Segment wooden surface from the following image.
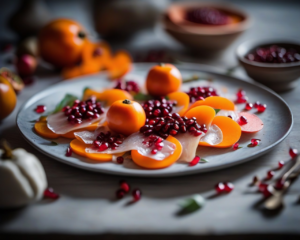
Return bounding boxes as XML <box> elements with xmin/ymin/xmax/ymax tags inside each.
<box><xmin>0</xmin><ymin>0</ymin><xmax>300</xmax><ymax>238</ymax></box>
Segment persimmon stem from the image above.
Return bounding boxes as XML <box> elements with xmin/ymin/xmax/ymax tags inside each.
<box><xmin>122</xmin><ymin>99</ymin><xmax>131</xmax><ymax>104</ymax></box>
<box><xmin>1</xmin><ymin>140</ymin><xmax>13</xmax><ymax>159</ymax></box>
<box><xmin>158</xmin><ymin>63</ymin><xmax>165</xmax><ymax>67</ymax></box>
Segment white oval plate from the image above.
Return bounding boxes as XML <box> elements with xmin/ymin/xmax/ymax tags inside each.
<box><xmin>17</xmin><ymin>63</ymin><xmax>293</xmax><ymax>177</ymax></box>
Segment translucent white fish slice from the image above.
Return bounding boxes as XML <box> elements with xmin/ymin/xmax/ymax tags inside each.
<box><xmin>200</xmin><ymin>124</ymin><xmax>223</xmax><ymax>145</ymax></box>
<box><xmin>76</xmin><ymin>129</ymin><xmax>176</xmax><ymax>161</ymax></box>
<box><xmin>217</xmin><ymin>110</ymin><xmax>239</xmax><ymax>121</ymax></box>
<box><xmin>47</xmin><ymin>109</ymin><xmax>107</xmax><ymax>135</ymax></box>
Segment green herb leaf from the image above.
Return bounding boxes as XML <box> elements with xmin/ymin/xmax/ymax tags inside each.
<box><xmin>133</xmin><ymin>93</ymin><xmax>153</xmax><ymax>101</ymax></box>
<box><xmin>199</xmin><ymin>158</ymin><xmax>209</xmax><ymax>163</ymax></box>
<box><xmin>29</xmin><ymin>119</ymin><xmax>37</xmax><ymax>123</ymax></box>
<box><xmin>52</xmin><ymin>94</ymin><xmax>78</xmax><ymax>114</ymax></box>
<box><xmin>238</xmin><ymin>146</ymin><xmax>243</xmax><ymax>149</ymax></box>
<box><xmin>51</xmin><ymin>141</ymin><xmax>58</xmax><ymax>146</ymax></box>
<box><xmin>214</xmin><ymin>109</ymin><xmax>221</xmax><ymax>114</ymax></box>
<box><xmin>179</xmin><ymin>195</ymin><xmax>205</xmax><ymax>213</ymax></box>
<box><xmin>226</xmin><ymin>65</ymin><xmax>239</xmax><ymax>76</ymax></box>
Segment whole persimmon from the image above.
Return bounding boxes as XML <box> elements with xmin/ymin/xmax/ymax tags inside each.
<box><xmin>39</xmin><ymin>19</ymin><xmax>88</xmax><ymax>68</ymax></box>
<box><xmin>106</xmin><ymin>99</ymin><xmax>146</xmax><ymax>136</ymax></box>
<box><xmin>0</xmin><ymin>76</ymin><xmax>17</xmax><ymax>120</ymax></box>
<box><xmin>146</xmin><ymin>63</ymin><xmax>182</xmax><ymax>96</ymax></box>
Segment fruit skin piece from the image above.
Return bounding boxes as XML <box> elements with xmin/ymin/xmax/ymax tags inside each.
<box><xmin>70</xmin><ymin>139</ymin><xmax>123</xmax><ymax>162</ymax></box>
<box><xmin>107</xmin><ymin>99</ymin><xmax>146</xmax><ymax>136</ymax></box>
<box><xmin>199</xmin><ymin>116</ymin><xmax>241</xmax><ymax>148</ymax></box>
<box><xmin>0</xmin><ymin>76</ymin><xmax>17</xmax><ymax>120</ymax></box>
<box><xmin>188</xmin><ymin>96</ymin><xmax>235</xmax><ymax>111</ymax></box>
<box><xmin>167</xmin><ymin>91</ymin><xmax>190</xmax><ymax>116</ymax></box>
<box><xmin>0</xmin><ymin>67</ymin><xmax>24</xmax><ymax>93</ymax></box>
<box><xmin>39</xmin><ymin>18</ymin><xmax>87</xmax><ymax>68</ymax></box>
<box><xmin>83</xmin><ymin>88</ymin><xmax>133</xmax><ymax>106</ymax></box>
<box><xmin>131</xmin><ymin>135</ymin><xmax>182</xmax><ymax>169</ymax></box>
<box><xmin>146</xmin><ymin>64</ymin><xmax>182</xmax><ymax>96</ymax></box>
<box><xmin>184</xmin><ymin>105</ymin><xmax>215</xmax><ymax>128</ymax></box>
<box><xmin>238</xmin><ymin>112</ymin><xmax>264</xmax><ymax>133</ymax></box>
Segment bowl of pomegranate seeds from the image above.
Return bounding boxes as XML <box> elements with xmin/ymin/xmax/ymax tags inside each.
<box><xmin>162</xmin><ymin>2</ymin><xmax>251</xmax><ymax>53</ymax></box>
<box><xmin>236</xmin><ymin>39</ymin><xmax>300</xmax><ymax>91</ymax></box>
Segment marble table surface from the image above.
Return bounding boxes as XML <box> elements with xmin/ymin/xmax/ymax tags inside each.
<box><xmin>0</xmin><ymin>0</ymin><xmax>300</xmax><ymax>238</ymax></box>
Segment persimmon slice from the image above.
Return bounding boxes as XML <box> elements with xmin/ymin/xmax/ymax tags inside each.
<box><xmin>34</xmin><ymin>121</ymin><xmax>59</xmax><ymax>139</ymax></box>
<box><xmin>167</xmin><ymin>91</ymin><xmax>189</xmax><ymax>116</ymax></box>
<box><xmin>185</xmin><ymin>105</ymin><xmax>216</xmax><ymax>128</ymax></box>
<box><xmin>199</xmin><ymin>116</ymin><xmax>241</xmax><ymax>148</ymax></box>
<box><xmin>238</xmin><ymin>112</ymin><xmax>264</xmax><ymax>133</ymax></box>
<box><xmin>189</xmin><ymin>96</ymin><xmax>235</xmax><ymax>111</ymax></box>
<box><xmin>131</xmin><ymin>135</ymin><xmax>182</xmax><ymax>169</ymax></box>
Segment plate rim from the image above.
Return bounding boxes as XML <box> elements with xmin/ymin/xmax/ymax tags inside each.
<box><xmin>16</xmin><ymin>63</ymin><xmax>293</xmax><ymax>177</ymax></box>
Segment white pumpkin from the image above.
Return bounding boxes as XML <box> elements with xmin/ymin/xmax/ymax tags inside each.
<box><xmin>0</xmin><ymin>146</ymin><xmax>47</xmax><ymax>208</ymax></box>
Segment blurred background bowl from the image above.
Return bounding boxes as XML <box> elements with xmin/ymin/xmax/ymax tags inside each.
<box><xmin>236</xmin><ymin>39</ymin><xmax>300</xmax><ymax>92</ymax></box>
<box><xmin>162</xmin><ymin>2</ymin><xmax>251</xmax><ymax>54</ymax></box>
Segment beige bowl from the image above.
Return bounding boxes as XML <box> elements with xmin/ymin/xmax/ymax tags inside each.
<box><xmin>162</xmin><ymin>2</ymin><xmax>251</xmax><ymax>53</ymax></box>
<box><xmin>236</xmin><ymin>39</ymin><xmax>300</xmax><ymax>92</ymax></box>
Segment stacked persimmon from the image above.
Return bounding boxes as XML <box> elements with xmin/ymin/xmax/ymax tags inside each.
<box><xmin>35</xmin><ymin>63</ymin><xmax>264</xmax><ymax>169</ymax></box>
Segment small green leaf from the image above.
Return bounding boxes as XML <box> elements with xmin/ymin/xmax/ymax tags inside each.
<box><xmin>199</xmin><ymin>158</ymin><xmax>209</xmax><ymax>163</ymax></box>
<box><xmin>52</xmin><ymin>94</ymin><xmax>78</xmax><ymax>114</ymax></box>
<box><xmin>214</xmin><ymin>109</ymin><xmax>220</xmax><ymax>114</ymax></box>
<box><xmin>29</xmin><ymin>119</ymin><xmax>37</xmax><ymax>123</ymax></box>
<box><xmin>133</xmin><ymin>93</ymin><xmax>153</xmax><ymax>101</ymax></box>
<box><xmin>226</xmin><ymin>65</ymin><xmax>239</xmax><ymax>76</ymax></box>
<box><xmin>238</xmin><ymin>146</ymin><xmax>243</xmax><ymax>149</ymax></box>
<box><xmin>51</xmin><ymin>141</ymin><xmax>58</xmax><ymax>146</ymax></box>
<box><xmin>179</xmin><ymin>195</ymin><xmax>205</xmax><ymax>213</ymax></box>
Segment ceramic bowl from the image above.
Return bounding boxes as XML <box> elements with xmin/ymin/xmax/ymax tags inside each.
<box><xmin>162</xmin><ymin>2</ymin><xmax>251</xmax><ymax>53</ymax></box>
<box><xmin>236</xmin><ymin>39</ymin><xmax>300</xmax><ymax>92</ymax></box>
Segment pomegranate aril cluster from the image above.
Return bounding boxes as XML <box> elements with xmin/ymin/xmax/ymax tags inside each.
<box><xmin>246</xmin><ymin>45</ymin><xmax>300</xmax><ymax>64</ymax></box>
<box><xmin>142</xmin><ymin>135</ymin><xmax>165</xmax><ymax>155</ymax></box>
<box><xmin>236</xmin><ymin>89</ymin><xmax>248</xmax><ymax>103</ymax></box>
<box><xmin>94</xmin><ymin>131</ymin><xmax>125</xmax><ymax>151</ymax></box>
<box><xmin>186</xmin><ymin>7</ymin><xmax>230</xmax><ymax>25</ymax></box>
<box><xmin>63</xmin><ymin>97</ymin><xmax>104</xmax><ymax>124</ymax></box>
<box><xmin>140</xmin><ymin>113</ymin><xmax>206</xmax><ymax>139</ymax></box>
<box><xmin>142</xmin><ymin>98</ymin><xmax>177</xmax><ymax>118</ymax></box>
<box><xmin>115</xmin><ymin>181</ymin><xmax>142</xmax><ymax>202</ymax></box>
<box><xmin>114</xmin><ymin>80</ymin><xmax>140</xmax><ymax>93</ymax></box>
<box><xmin>186</xmin><ymin>86</ymin><xmax>218</xmax><ymax>103</ymax></box>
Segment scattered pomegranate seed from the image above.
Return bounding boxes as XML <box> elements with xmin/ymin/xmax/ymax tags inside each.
<box><xmin>224</xmin><ymin>182</ymin><xmax>234</xmax><ymax>193</ymax></box>
<box><xmin>245</xmin><ymin>103</ymin><xmax>253</xmax><ymax>110</ymax></box>
<box><xmin>266</xmin><ymin>170</ymin><xmax>275</xmax><ymax>179</ymax></box>
<box><xmin>289</xmin><ymin>148</ymin><xmax>298</xmax><ymax>158</ymax></box>
<box><xmin>117</xmin><ymin>156</ymin><xmax>124</xmax><ymax>164</ymax></box>
<box><xmin>151</xmin><ymin>149</ymin><xmax>158</xmax><ymax>154</ymax></box>
<box><xmin>35</xmin><ymin>105</ymin><xmax>46</xmax><ymax>113</ymax></box>
<box><xmin>66</xmin><ymin>147</ymin><xmax>72</xmax><ymax>157</ymax></box>
<box><xmin>132</xmin><ymin>189</ymin><xmax>141</xmax><ymax>201</ymax></box>
<box><xmin>215</xmin><ymin>182</ymin><xmax>225</xmax><ymax>193</ymax></box>
<box><xmin>120</xmin><ymin>181</ymin><xmax>130</xmax><ymax>193</ymax></box>
<box><xmin>275</xmin><ymin>178</ymin><xmax>285</xmax><ymax>190</ymax></box>
<box><xmin>236</xmin><ymin>96</ymin><xmax>247</xmax><ymax>103</ymax></box>
<box><xmin>252</xmin><ymin>176</ymin><xmax>260</xmax><ymax>185</ymax></box>
<box><xmin>189</xmin><ymin>156</ymin><xmax>200</xmax><ymax>166</ymax></box>
<box><xmin>116</xmin><ymin>189</ymin><xmax>126</xmax><ymax>199</ymax></box>
<box><xmin>250</xmin><ymin>139</ymin><xmax>260</xmax><ymax>147</ymax></box>
<box><xmin>186</xmin><ymin>86</ymin><xmax>218</xmax><ymax>103</ymax></box>
<box><xmin>278</xmin><ymin>160</ymin><xmax>285</xmax><ymax>169</ymax></box>
<box><xmin>99</xmin><ymin>143</ymin><xmax>109</xmax><ymax>151</ymax></box>
<box><xmin>233</xmin><ymin>142</ymin><xmax>239</xmax><ymax>150</ymax></box>
<box><xmin>257</xmin><ymin>104</ymin><xmax>267</xmax><ymax>113</ymax></box>
<box><xmin>44</xmin><ymin>188</ymin><xmax>59</xmax><ymax>200</ymax></box>
<box><xmin>228</xmin><ymin>115</ymin><xmax>232</xmax><ymax>119</ymax></box>
<box><xmin>258</xmin><ymin>182</ymin><xmax>268</xmax><ymax>193</ymax></box>
<box><xmin>239</xmin><ymin>116</ymin><xmax>248</xmax><ymax>125</ymax></box>
<box><xmin>254</xmin><ymin>101</ymin><xmax>260</xmax><ymax>108</ymax></box>
<box><xmin>262</xmin><ymin>185</ymin><xmax>274</xmax><ymax>198</ymax></box>
<box><xmin>236</xmin><ymin>89</ymin><xmax>246</xmax><ymax>98</ymax></box>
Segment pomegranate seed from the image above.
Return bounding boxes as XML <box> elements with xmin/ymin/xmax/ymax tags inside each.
<box><xmin>257</xmin><ymin>104</ymin><xmax>267</xmax><ymax>113</ymax></box>
<box><xmin>151</xmin><ymin>149</ymin><xmax>158</xmax><ymax>154</ymax></box>
<box><xmin>99</xmin><ymin>143</ymin><xmax>109</xmax><ymax>151</ymax></box>
<box><xmin>35</xmin><ymin>105</ymin><xmax>46</xmax><ymax>113</ymax></box>
<box><xmin>250</xmin><ymin>139</ymin><xmax>260</xmax><ymax>147</ymax></box>
<box><xmin>180</xmin><ymin>125</ymin><xmax>187</xmax><ymax>133</ymax></box>
<box><xmin>278</xmin><ymin>160</ymin><xmax>285</xmax><ymax>169</ymax></box>
<box><xmin>189</xmin><ymin>156</ymin><xmax>200</xmax><ymax>166</ymax></box>
<box><xmin>236</xmin><ymin>96</ymin><xmax>247</xmax><ymax>103</ymax></box>
<box><xmin>186</xmin><ymin>86</ymin><xmax>218</xmax><ymax>103</ymax></box>
<box><xmin>215</xmin><ymin>182</ymin><xmax>225</xmax><ymax>193</ymax></box>
<box><xmin>258</xmin><ymin>182</ymin><xmax>268</xmax><ymax>192</ymax></box>
<box><xmin>116</xmin><ymin>189</ymin><xmax>126</xmax><ymax>199</ymax></box>
<box><xmin>245</xmin><ymin>103</ymin><xmax>253</xmax><ymax>110</ymax></box>
<box><xmin>155</xmin><ymin>141</ymin><xmax>164</xmax><ymax>149</ymax></box>
<box><xmin>228</xmin><ymin>115</ymin><xmax>232</xmax><ymax>119</ymax></box>
<box><xmin>275</xmin><ymin>178</ymin><xmax>285</xmax><ymax>190</ymax></box>
<box><xmin>233</xmin><ymin>142</ymin><xmax>239</xmax><ymax>150</ymax></box>
<box><xmin>66</xmin><ymin>147</ymin><xmax>72</xmax><ymax>157</ymax></box>
<box><xmin>224</xmin><ymin>182</ymin><xmax>234</xmax><ymax>193</ymax></box>
<box><xmin>117</xmin><ymin>156</ymin><xmax>124</xmax><ymax>164</ymax></box>
<box><xmin>266</xmin><ymin>170</ymin><xmax>275</xmax><ymax>179</ymax></box>
<box><xmin>153</xmin><ymin>109</ymin><xmax>161</xmax><ymax>117</ymax></box>
<box><xmin>236</xmin><ymin>89</ymin><xmax>246</xmax><ymax>98</ymax></box>
<box><xmin>169</xmin><ymin>129</ymin><xmax>178</xmax><ymax>136</ymax></box>
<box><xmin>44</xmin><ymin>188</ymin><xmax>60</xmax><ymax>199</ymax></box>
<box><xmin>132</xmin><ymin>189</ymin><xmax>141</xmax><ymax>201</ymax></box>
<box><xmin>254</xmin><ymin>101</ymin><xmax>260</xmax><ymax>108</ymax></box>
<box><xmin>194</xmin><ymin>130</ymin><xmax>202</xmax><ymax>136</ymax></box>
<box><xmin>289</xmin><ymin>148</ymin><xmax>298</xmax><ymax>158</ymax></box>
<box><xmin>239</xmin><ymin>116</ymin><xmax>248</xmax><ymax>125</ymax></box>
<box><xmin>93</xmin><ymin>140</ymin><xmax>101</xmax><ymax>147</ymax></box>
<box><xmin>262</xmin><ymin>185</ymin><xmax>274</xmax><ymax>198</ymax></box>
<box><xmin>120</xmin><ymin>181</ymin><xmax>130</xmax><ymax>193</ymax></box>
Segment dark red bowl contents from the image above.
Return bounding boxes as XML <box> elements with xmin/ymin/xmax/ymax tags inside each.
<box><xmin>186</xmin><ymin>7</ymin><xmax>231</xmax><ymax>25</ymax></box>
<box><xmin>246</xmin><ymin>44</ymin><xmax>300</xmax><ymax>64</ymax></box>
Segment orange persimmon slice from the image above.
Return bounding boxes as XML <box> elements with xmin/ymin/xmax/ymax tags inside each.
<box><xmin>185</xmin><ymin>106</ymin><xmax>216</xmax><ymax>128</ymax></box>
<box><xmin>199</xmin><ymin>116</ymin><xmax>241</xmax><ymax>148</ymax></box>
<box><xmin>189</xmin><ymin>96</ymin><xmax>235</xmax><ymax>111</ymax></box>
<box><xmin>131</xmin><ymin>136</ymin><xmax>182</xmax><ymax>169</ymax></box>
<box><xmin>238</xmin><ymin>112</ymin><xmax>264</xmax><ymax>133</ymax></box>
<box><xmin>168</xmin><ymin>91</ymin><xmax>189</xmax><ymax>116</ymax></box>
<box><xmin>34</xmin><ymin>121</ymin><xmax>60</xmax><ymax>139</ymax></box>
<box><xmin>106</xmin><ymin>50</ymin><xmax>132</xmax><ymax>80</ymax></box>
